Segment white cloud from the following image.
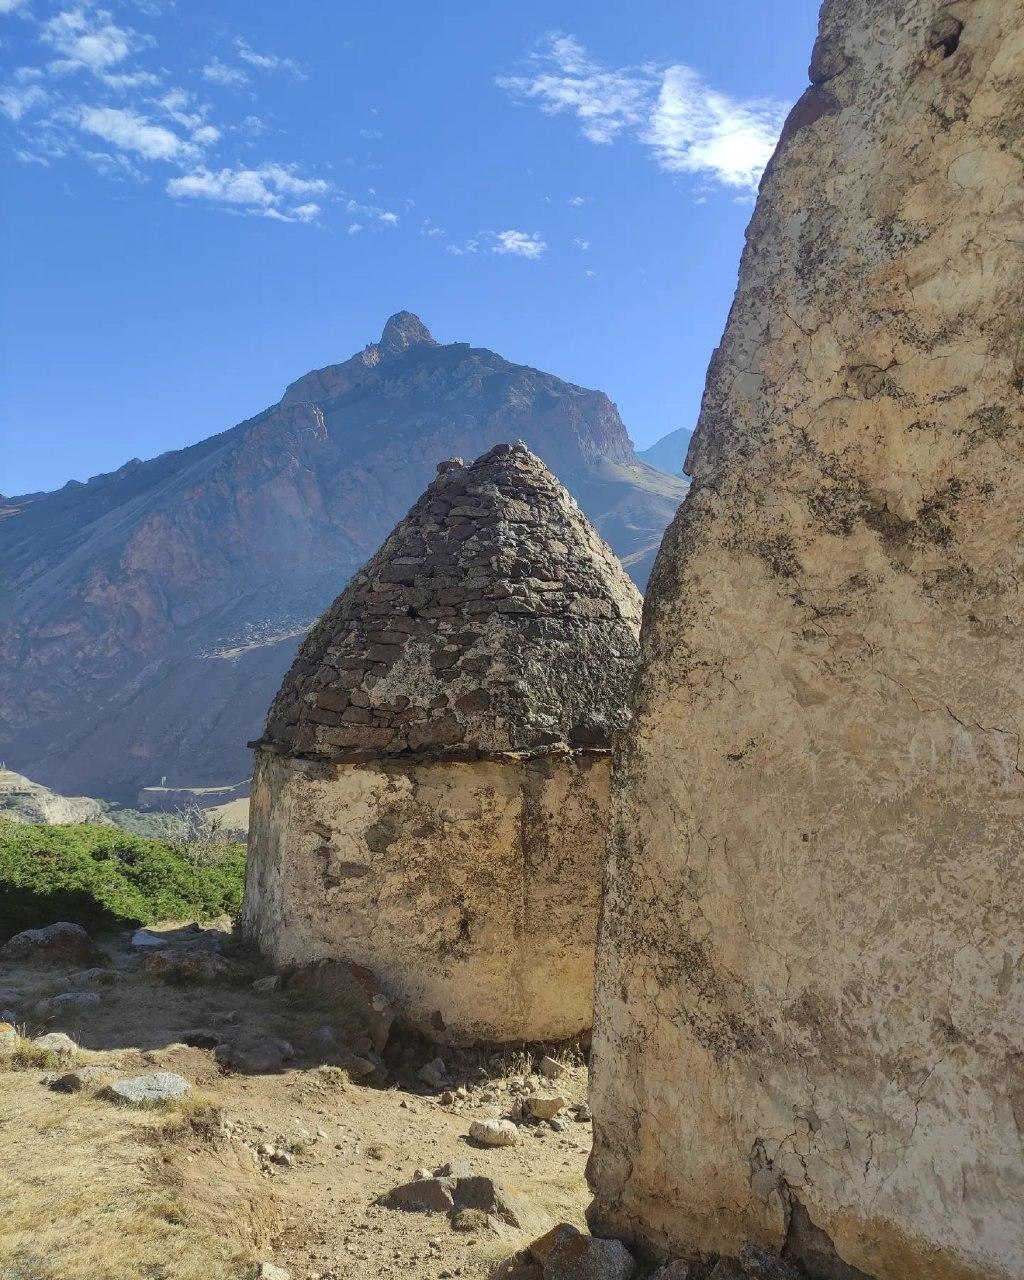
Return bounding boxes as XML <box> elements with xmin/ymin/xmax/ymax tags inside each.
<box><xmin>78</xmin><ymin>104</ymin><xmax>194</xmax><ymax>160</ymax></box>
<box><xmin>499</xmin><ymin>33</ymin><xmax>788</xmax><ymax>193</ymax></box>
<box><xmin>377</xmin><ymin>210</ymin><xmax>398</xmax><ymax>225</ymax></box>
<box><xmin>0</xmin><ymin>0</ymin><xmax>29</xmax><ymax>13</ymax></box>
<box><xmin>100</xmin><ymin>69</ymin><xmax>160</xmax><ymax>90</ymax></box>
<box><xmin>0</xmin><ymin>82</ymin><xmax>47</xmax><ymax>121</ymax></box>
<box><xmin>16</xmin><ymin>148</ymin><xmax>50</xmax><ymax>165</ymax></box>
<box><xmin>347</xmin><ymin>222</ymin><xmax>362</xmax><ymax>234</ymax></box>
<box><xmin>234</xmin><ymin>38</ymin><xmax>304</xmax><ymax>79</ymax></box>
<box><xmin>493</xmin><ymin>229</ymin><xmax>546</xmax><ymax>260</ymax></box>
<box><xmin>498</xmin><ymin>34</ymin><xmax>653</xmax><ymax>145</ymax></box>
<box><xmin>202</xmin><ymin>58</ymin><xmax>248</xmax><ymax>88</ymax></box>
<box><xmin>645</xmin><ymin>65</ymin><xmax>784</xmax><ymax>190</ymax></box>
<box><xmin>42</xmin><ymin>6</ymin><xmax>144</xmax><ymax>76</ymax></box>
<box><xmin>166</xmin><ymin>163</ymin><xmax>329</xmax><ymax>219</ymax></box>
<box><xmin>573</xmin><ymin>237</ymin><xmax>589</xmax><ymax>250</ymax></box>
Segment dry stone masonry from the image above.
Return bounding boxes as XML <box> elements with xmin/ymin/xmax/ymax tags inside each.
<box><xmin>589</xmin><ymin>2</ymin><xmax>1024</xmax><ymax>1279</ymax></box>
<box><xmin>245</xmin><ymin>443</ymin><xmax>642</xmax><ymax>1044</ymax></box>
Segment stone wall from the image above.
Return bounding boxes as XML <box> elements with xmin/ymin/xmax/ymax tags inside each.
<box><xmin>588</xmin><ymin>2</ymin><xmax>1024</xmax><ymax>1278</ymax></box>
<box><xmin>244</xmin><ymin>746</ymin><xmax>610</xmax><ymax>1044</ymax></box>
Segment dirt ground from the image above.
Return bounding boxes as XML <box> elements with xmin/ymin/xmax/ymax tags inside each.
<box><xmin>0</xmin><ymin>922</ymin><xmax>593</xmax><ymax>1280</ymax></box>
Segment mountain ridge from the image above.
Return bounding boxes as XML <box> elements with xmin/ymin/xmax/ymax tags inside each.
<box><xmin>0</xmin><ymin>313</ymin><xmax>687</xmax><ymax>801</ymax></box>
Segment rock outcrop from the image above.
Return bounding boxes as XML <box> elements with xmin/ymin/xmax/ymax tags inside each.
<box><xmin>588</xmin><ymin>3</ymin><xmax>1024</xmax><ymax>1279</ymax></box>
<box><xmin>0</xmin><ymin>314</ymin><xmax>685</xmax><ymax>802</ymax></box>
<box><xmin>244</xmin><ymin>445</ymin><xmax>642</xmax><ymax>1044</ymax></box>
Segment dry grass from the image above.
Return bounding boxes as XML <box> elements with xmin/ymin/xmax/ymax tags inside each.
<box><xmin>0</xmin><ymin>1073</ymin><xmax>253</xmax><ymax>1280</ymax></box>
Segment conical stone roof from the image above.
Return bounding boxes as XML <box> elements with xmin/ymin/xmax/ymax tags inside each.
<box><xmin>261</xmin><ymin>442</ymin><xmax>643</xmax><ymax>757</ymax></box>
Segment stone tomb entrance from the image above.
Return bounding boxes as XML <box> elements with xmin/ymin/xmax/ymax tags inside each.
<box><xmin>244</xmin><ymin>444</ymin><xmax>642</xmax><ymax>1044</ymax></box>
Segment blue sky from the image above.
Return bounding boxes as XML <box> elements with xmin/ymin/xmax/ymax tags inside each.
<box><xmin>0</xmin><ymin>0</ymin><xmax>821</xmax><ymax>496</ymax></box>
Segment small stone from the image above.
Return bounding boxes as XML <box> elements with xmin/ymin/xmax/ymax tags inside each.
<box><xmin>418</xmin><ymin>1056</ymin><xmax>448</xmax><ymax>1088</ymax></box>
<box><xmin>572</xmin><ymin>1103</ymin><xmax>592</xmax><ymax>1122</ymax></box>
<box><xmin>143</xmin><ymin>948</ymin><xmax>233</xmax><ymax>983</ymax></box>
<box><xmin>738</xmin><ymin>1246</ymin><xmax>802</xmax><ymax>1280</ymax></box>
<box><xmin>49</xmin><ymin>1066</ymin><xmax>116</xmax><ymax>1093</ymax></box>
<box><xmin>414</xmin><ymin>1166</ymin><xmax>432</xmax><ymax>1180</ymax></box>
<box><xmin>549</xmin><ymin>1116</ymin><xmax>570</xmax><ymax>1133</ymax></box>
<box><xmin>33</xmin><ymin>1032</ymin><xmax>78</xmax><ymax>1057</ymax></box>
<box><xmin>107</xmin><ymin>1071</ymin><xmax>191</xmax><ymax>1105</ymax></box>
<box><xmin>256</xmin><ymin>1264</ymin><xmax>292</xmax><ymax>1280</ymax></box>
<box><xmin>434</xmin><ymin>1159</ymin><xmax>473</xmax><ymax>1179</ymax></box>
<box><xmin>61</xmin><ymin>967</ymin><xmax>120</xmax><ymax>989</ymax></box>
<box><xmin>469</xmin><ymin>1118</ymin><xmax>520</xmax><ymax>1147</ymax></box>
<box><xmin>539</xmin><ymin>1055</ymin><xmax>567</xmax><ymax>1080</ymax></box>
<box><xmin>215</xmin><ymin>1034</ymin><xmax>294</xmax><ymax>1074</ymax></box>
<box><xmin>35</xmin><ymin>991</ymin><xmax>101</xmax><ymax>1018</ymax></box>
<box><xmin>130</xmin><ymin>928</ymin><xmax>168</xmax><ymax>950</ymax></box>
<box><xmin>252</xmin><ymin>974</ymin><xmax>281</xmax><ymax>993</ymax></box>
<box><xmin>388</xmin><ymin>1176</ymin><xmax>456</xmax><ymax>1213</ymax></box>
<box><xmin>0</xmin><ymin>922</ymin><xmax>101</xmax><ymax>965</ymax></box>
<box><xmin>527</xmin><ymin>1093</ymin><xmax>567</xmax><ymax>1121</ymax></box>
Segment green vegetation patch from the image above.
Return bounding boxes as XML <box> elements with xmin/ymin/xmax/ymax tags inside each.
<box><xmin>0</xmin><ymin>821</ymin><xmax>246</xmax><ymax>942</ymax></box>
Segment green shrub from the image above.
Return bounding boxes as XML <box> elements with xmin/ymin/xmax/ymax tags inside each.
<box><xmin>0</xmin><ymin>821</ymin><xmax>247</xmax><ymax>942</ymax></box>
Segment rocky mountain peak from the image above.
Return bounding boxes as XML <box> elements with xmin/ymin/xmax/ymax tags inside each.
<box><xmin>376</xmin><ymin>310</ymin><xmax>437</xmax><ymax>358</ymax></box>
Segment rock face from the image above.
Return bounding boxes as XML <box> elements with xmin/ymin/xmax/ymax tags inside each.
<box><xmin>589</xmin><ymin>4</ymin><xmax>1024</xmax><ymax>1280</ymax></box>
<box><xmin>244</xmin><ymin>445</ymin><xmax>642</xmax><ymax>1044</ymax></box>
<box><xmin>0</xmin><ymin>313</ymin><xmax>685</xmax><ymax>802</ymax></box>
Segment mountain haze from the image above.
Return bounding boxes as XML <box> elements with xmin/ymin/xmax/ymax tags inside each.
<box><xmin>0</xmin><ymin>313</ymin><xmax>687</xmax><ymax>801</ymax></box>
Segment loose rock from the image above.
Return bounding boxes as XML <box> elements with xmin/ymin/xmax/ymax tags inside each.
<box><xmin>34</xmin><ymin>1032</ymin><xmax>78</xmax><ymax>1057</ymax></box>
<box><xmin>539</xmin><ymin>1056</ymin><xmax>567</xmax><ymax>1080</ymax></box>
<box><xmin>527</xmin><ymin>1094</ymin><xmax>567</xmax><ymax>1121</ymax></box>
<box><xmin>529</xmin><ymin>1223</ymin><xmax>637</xmax><ymax>1280</ymax></box>
<box><xmin>0</xmin><ymin>922</ymin><xmax>101</xmax><ymax>965</ymax></box>
<box><xmin>0</xmin><ymin>1021</ymin><xmax>17</xmax><ymax>1051</ymax></box>
<box><xmin>215</xmin><ymin>1034</ymin><xmax>294</xmax><ymax>1074</ymax></box>
<box><xmin>738</xmin><ymin>1246</ymin><xmax>801</xmax><ymax>1280</ymax></box>
<box><xmin>106</xmin><ymin>1072</ymin><xmax>191</xmax><ymax>1105</ymax></box>
<box><xmin>388</xmin><ymin>1176</ymin><xmax>457</xmax><ymax>1213</ymax></box>
<box><xmin>130</xmin><ymin>928</ymin><xmax>168</xmax><ymax>950</ymax></box>
<box><xmin>469</xmin><ymin>1118</ymin><xmax>520</xmax><ymax>1147</ymax></box>
<box><xmin>35</xmin><ymin>991</ymin><xmax>101</xmax><ymax>1018</ymax></box>
<box><xmin>418</xmin><ymin>1056</ymin><xmax>448</xmax><ymax>1088</ymax></box>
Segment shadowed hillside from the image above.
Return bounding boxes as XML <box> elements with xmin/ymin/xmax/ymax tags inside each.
<box><xmin>0</xmin><ymin>313</ymin><xmax>686</xmax><ymax>801</ymax></box>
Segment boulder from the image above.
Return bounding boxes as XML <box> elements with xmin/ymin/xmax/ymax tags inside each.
<box><xmin>468</xmin><ymin>1118</ymin><xmax>520</xmax><ymax>1147</ymax></box>
<box><xmin>130</xmin><ymin>929</ymin><xmax>168</xmax><ymax>950</ymax></box>
<box><xmin>527</xmin><ymin>1093</ymin><xmax>567</xmax><ymax>1121</ymax></box>
<box><xmin>388</xmin><ymin>1176</ymin><xmax>457</xmax><ymax>1213</ymax></box>
<box><xmin>215</xmin><ymin>1033</ymin><xmax>294</xmax><ymax>1074</ymax></box>
<box><xmin>106</xmin><ymin>1072</ymin><xmax>191</xmax><ymax>1105</ymax></box>
<box><xmin>0</xmin><ymin>1021</ymin><xmax>17</xmax><ymax>1051</ymax></box>
<box><xmin>143</xmin><ymin>947</ymin><xmax>234</xmax><ymax>984</ymax></box>
<box><xmin>529</xmin><ymin>1224</ymin><xmax>637</xmax><ymax>1280</ymax></box>
<box><xmin>35</xmin><ymin>991</ymin><xmax>101</xmax><ymax>1018</ymax></box>
<box><xmin>33</xmin><ymin>1032</ymin><xmax>78</xmax><ymax>1057</ymax></box>
<box><xmin>0</xmin><ymin>922</ymin><xmax>101</xmax><ymax>965</ymax></box>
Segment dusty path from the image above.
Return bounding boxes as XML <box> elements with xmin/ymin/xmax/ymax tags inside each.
<box><xmin>0</xmin><ymin>923</ymin><xmax>592</xmax><ymax>1280</ymax></box>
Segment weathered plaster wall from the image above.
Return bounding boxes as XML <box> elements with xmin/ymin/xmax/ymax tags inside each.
<box><xmin>588</xmin><ymin>2</ymin><xmax>1024</xmax><ymax>1278</ymax></box>
<box><xmin>244</xmin><ymin>747</ymin><xmax>609</xmax><ymax>1043</ymax></box>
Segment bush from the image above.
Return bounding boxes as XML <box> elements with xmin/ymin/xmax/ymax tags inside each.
<box><xmin>0</xmin><ymin>821</ymin><xmax>247</xmax><ymax>943</ymax></box>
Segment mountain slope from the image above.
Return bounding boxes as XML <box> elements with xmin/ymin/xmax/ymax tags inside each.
<box><xmin>0</xmin><ymin>313</ymin><xmax>686</xmax><ymax>800</ymax></box>
<box><xmin>637</xmin><ymin>426</ymin><xmax>693</xmax><ymax>476</ymax></box>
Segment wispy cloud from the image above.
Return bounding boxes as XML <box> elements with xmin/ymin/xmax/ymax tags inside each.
<box><xmin>166</xmin><ymin>164</ymin><xmax>329</xmax><ymax>221</ymax></box>
<box><xmin>201</xmin><ymin>58</ymin><xmax>248</xmax><ymax>89</ymax></box>
<box><xmin>0</xmin><ymin>0</ymin><xmax>30</xmax><ymax>13</ymax></box>
<box><xmin>499</xmin><ymin>33</ymin><xmax>787</xmax><ymax>193</ymax></box>
<box><xmin>42</xmin><ymin>6</ymin><xmax>147</xmax><ymax>77</ymax></box>
<box><xmin>493</xmin><ymin>229</ymin><xmax>545</xmax><ymax>259</ymax></box>
<box><xmin>234</xmin><ymin>38</ymin><xmax>305</xmax><ymax>80</ymax></box>
<box><xmin>0</xmin><ymin>81</ymin><xmax>47</xmax><ymax>120</ymax></box>
<box><xmin>447</xmin><ymin>229</ymin><xmax>546</xmax><ymax>261</ymax></box>
<box><xmin>78</xmin><ymin>104</ymin><xmax>195</xmax><ymax>160</ymax></box>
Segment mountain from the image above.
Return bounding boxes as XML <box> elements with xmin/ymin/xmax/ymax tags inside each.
<box><xmin>637</xmin><ymin>426</ymin><xmax>693</xmax><ymax>476</ymax></box>
<box><xmin>0</xmin><ymin>312</ymin><xmax>687</xmax><ymax>802</ymax></box>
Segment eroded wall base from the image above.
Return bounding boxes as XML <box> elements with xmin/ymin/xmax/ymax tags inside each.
<box><xmin>243</xmin><ymin>748</ymin><xmax>608</xmax><ymax>1044</ymax></box>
